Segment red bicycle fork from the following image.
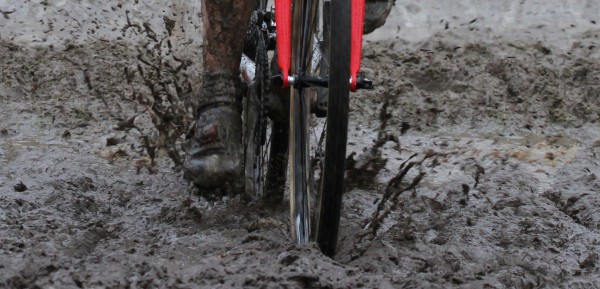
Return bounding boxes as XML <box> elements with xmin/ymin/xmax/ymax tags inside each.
<box><xmin>275</xmin><ymin>0</ymin><xmax>365</xmax><ymax>91</ymax></box>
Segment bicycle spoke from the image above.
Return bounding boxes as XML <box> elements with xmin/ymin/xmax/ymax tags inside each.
<box><xmin>289</xmin><ymin>0</ymin><xmax>320</xmax><ymax>244</ymax></box>
<box><xmin>289</xmin><ymin>88</ymin><xmax>311</xmax><ymax>243</ymax></box>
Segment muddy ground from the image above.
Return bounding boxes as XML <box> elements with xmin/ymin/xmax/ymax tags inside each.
<box><xmin>2</xmin><ymin>1</ymin><xmax>600</xmax><ymax>288</ymax></box>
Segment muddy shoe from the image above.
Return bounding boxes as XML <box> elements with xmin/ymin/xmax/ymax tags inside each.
<box><xmin>183</xmin><ymin>73</ymin><xmax>243</xmax><ymax>194</ymax></box>
<box><xmin>364</xmin><ymin>0</ymin><xmax>394</xmax><ymax>34</ymax></box>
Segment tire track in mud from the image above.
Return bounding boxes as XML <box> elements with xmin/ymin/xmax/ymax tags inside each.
<box><xmin>541</xmin><ymin>145</ymin><xmax>600</xmax><ymax>233</ymax></box>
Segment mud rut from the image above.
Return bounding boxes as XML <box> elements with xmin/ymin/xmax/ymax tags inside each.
<box><xmin>2</xmin><ymin>5</ymin><xmax>600</xmax><ymax>289</ymax></box>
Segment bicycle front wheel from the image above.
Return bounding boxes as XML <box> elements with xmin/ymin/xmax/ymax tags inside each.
<box><xmin>287</xmin><ymin>0</ymin><xmax>351</xmax><ymax>256</ymax></box>
<box><xmin>314</xmin><ymin>0</ymin><xmax>351</xmax><ymax>257</ymax></box>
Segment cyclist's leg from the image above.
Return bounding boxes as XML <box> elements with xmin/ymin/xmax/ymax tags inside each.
<box><xmin>183</xmin><ymin>0</ymin><xmax>255</xmax><ymax>192</ymax></box>
<box><xmin>202</xmin><ymin>0</ymin><xmax>255</xmax><ymax>73</ymax></box>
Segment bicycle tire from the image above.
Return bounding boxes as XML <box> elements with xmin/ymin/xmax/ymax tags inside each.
<box><xmin>314</xmin><ymin>0</ymin><xmax>351</xmax><ymax>257</ymax></box>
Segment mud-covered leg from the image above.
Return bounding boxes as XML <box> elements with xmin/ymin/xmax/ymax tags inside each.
<box><xmin>202</xmin><ymin>0</ymin><xmax>256</xmax><ymax>74</ymax></box>
<box><xmin>183</xmin><ymin>0</ymin><xmax>256</xmax><ymax>197</ymax></box>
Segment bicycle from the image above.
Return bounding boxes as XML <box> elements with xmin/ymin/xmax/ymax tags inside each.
<box><xmin>240</xmin><ymin>0</ymin><xmax>372</xmax><ymax>257</ymax></box>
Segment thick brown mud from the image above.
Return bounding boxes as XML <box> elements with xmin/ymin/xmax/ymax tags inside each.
<box><xmin>2</xmin><ymin>1</ymin><xmax>600</xmax><ymax>288</ymax></box>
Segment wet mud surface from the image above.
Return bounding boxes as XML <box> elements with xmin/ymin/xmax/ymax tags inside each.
<box><xmin>2</xmin><ymin>1</ymin><xmax>600</xmax><ymax>288</ymax></box>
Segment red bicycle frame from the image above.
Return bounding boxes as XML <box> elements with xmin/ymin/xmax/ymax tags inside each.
<box><xmin>275</xmin><ymin>0</ymin><xmax>365</xmax><ymax>90</ymax></box>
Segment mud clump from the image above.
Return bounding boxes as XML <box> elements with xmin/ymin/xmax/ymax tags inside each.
<box><xmin>13</xmin><ymin>182</ymin><xmax>27</xmax><ymax>192</ymax></box>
